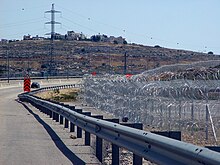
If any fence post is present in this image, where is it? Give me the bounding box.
[191,101,194,135]
[206,104,209,140]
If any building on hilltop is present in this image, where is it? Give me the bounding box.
[67,31,86,40]
[23,34,45,40]
[22,31,126,44]
[0,39,8,44]
[32,35,45,40]
[108,36,126,44]
[23,34,32,40]
[91,34,127,44]
[54,33,66,40]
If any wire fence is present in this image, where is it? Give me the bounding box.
[82,60,220,145]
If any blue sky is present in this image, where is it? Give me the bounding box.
[1,0,220,54]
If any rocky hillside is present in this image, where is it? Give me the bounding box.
[0,40,219,77]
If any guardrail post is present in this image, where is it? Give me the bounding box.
[205,146,220,153]
[75,109,83,138]
[49,110,52,118]
[39,106,44,113]
[66,105,76,133]
[46,109,49,116]
[55,113,59,122]
[52,112,56,120]
[77,125,82,138]
[44,107,48,115]
[122,123,143,165]
[151,131,181,141]
[64,118,69,128]
[133,123,143,165]
[106,119,120,165]
[83,112,91,146]
[59,102,65,106]
[70,122,75,132]
[45,108,48,115]
[63,104,75,110]
[63,104,69,108]
[93,115,103,163]
[60,115,63,124]
[69,105,76,110]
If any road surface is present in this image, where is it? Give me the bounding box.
[0,79,101,165]
[0,86,78,164]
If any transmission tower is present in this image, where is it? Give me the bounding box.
[45,4,61,77]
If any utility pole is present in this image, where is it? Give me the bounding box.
[67,51,69,79]
[45,4,61,77]
[124,52,127,75]
[66,48,71,79]
[27,53,30,75]
[7,50,9,83]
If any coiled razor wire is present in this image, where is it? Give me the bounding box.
[82,60,220,144]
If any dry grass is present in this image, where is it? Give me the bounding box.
[35,88,80,102]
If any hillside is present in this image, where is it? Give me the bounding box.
[0,40,219,77]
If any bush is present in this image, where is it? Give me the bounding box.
[41,64,48,69]
[113,40,118,44]
[91,35,101,42]
[123,40,127,44]
[53,89,60,94]
[154,45,161,48]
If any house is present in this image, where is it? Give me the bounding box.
[0,39,8,44]
[23,34,32,40]
[32,35,45,40]
[67,31,86,40]
[54,33,66,40]
[90,34,126,44]
[108,36,125,44]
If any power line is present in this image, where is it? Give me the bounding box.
[57,5,123,34]
[0,28,48,39]
[0,17,45,29]
[56,4,220,52]
[61,16,99,34]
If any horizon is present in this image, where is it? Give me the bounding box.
[1,30,218,56]
[1,0,220,54]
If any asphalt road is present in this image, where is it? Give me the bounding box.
[0,85,76,165]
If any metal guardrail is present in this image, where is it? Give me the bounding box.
[0,76,83,81]
[30,84,82,94]
[18,84,220,165]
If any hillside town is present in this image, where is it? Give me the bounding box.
[0,31,127,45]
